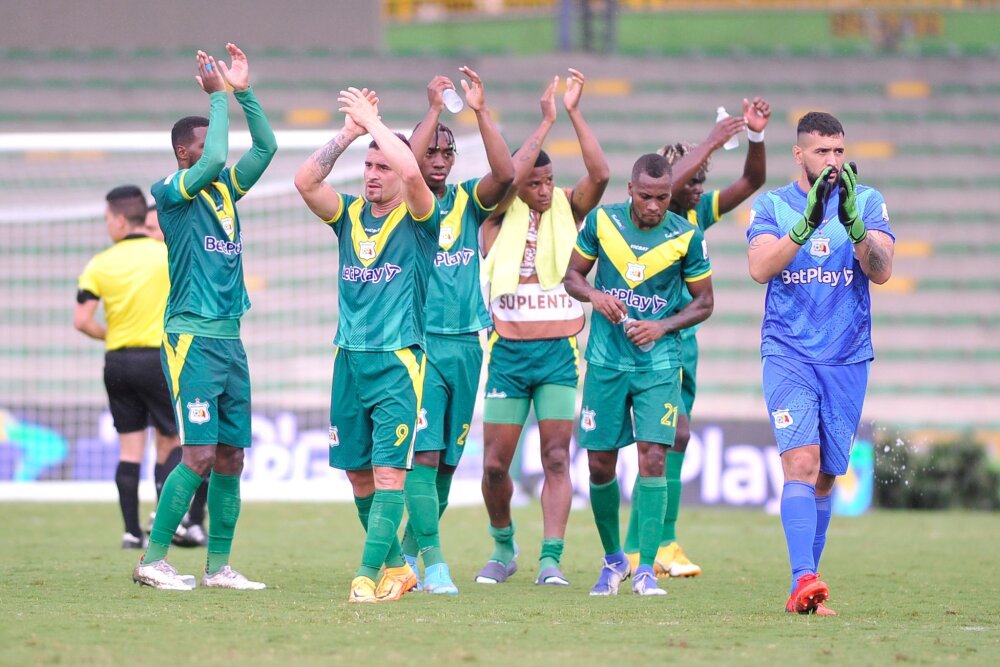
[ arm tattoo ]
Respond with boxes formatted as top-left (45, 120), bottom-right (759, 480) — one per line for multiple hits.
top-left (312, 133), bottom-right (352, 176)
top-left (749, 235), bottom-right (768, 250)
top-left (863, 238), bottom-right (890, 275)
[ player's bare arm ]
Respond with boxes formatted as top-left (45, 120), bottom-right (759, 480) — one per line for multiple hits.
top-left (340, 87), bottom-right (435, 219)
top-left (669, 115), bottom-right (744, 201)
top-left (564, 69), bottom-right (610, 223)
top-left (409, 75), bottom-right (452, 159)
top-left (627, 276), bottom-right (714, 348)
top-left (748, 232), bottom-right (802, 283)
top-left (854, 229), bottom-right (894, 284)
top-left (716, 96), bottom-right (770, 214)
top-left (294, 88), bottom-right (377, 220)
top-left (73, 298), bottom-right (106, 340)
top-left (564, 250), bottom-right (628, 323)
top-left (462, 66), bottom-right (515, 208)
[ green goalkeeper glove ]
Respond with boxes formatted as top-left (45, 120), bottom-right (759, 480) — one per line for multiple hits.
top-left (838, 161), bottom-right (867, 243)
top-left (789, 166), bottom-right (833, 245)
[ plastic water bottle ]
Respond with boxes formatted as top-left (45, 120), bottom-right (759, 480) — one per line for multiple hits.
top-left (442, 88), bottom-right (464, 114)
top-left (622, 317), bottom-right (655, 352)
top-left (716, 106), bottom-right (740, 151)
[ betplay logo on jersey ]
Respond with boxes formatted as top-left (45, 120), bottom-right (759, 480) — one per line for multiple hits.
top-left (625, 262), bottom-right (646, 282)
top-left (580, 407), bottom-right (596, 432)
top-left (771, 409), bottom-right (793, 429)
top-left (187, 399), bottom-right (210, 425)
top-left (359, 241), bottom-right (376, 261)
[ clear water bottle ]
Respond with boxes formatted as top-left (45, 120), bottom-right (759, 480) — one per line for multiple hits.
top-left (442, 88), bottom-right (464, 114)
top-left (622, 317), bottom-right (655, 352)
top-left (716, 106), bottom-right (740, 151)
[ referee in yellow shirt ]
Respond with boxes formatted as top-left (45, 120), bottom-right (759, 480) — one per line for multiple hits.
top-left (74, 185), bottom-right (183, 549)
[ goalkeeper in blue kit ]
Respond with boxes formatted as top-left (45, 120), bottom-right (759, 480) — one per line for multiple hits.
top-left (747, 112), bottom-right (894, 615)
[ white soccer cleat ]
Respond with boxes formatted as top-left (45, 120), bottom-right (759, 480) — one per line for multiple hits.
top-left (133, 559), bottom-right (196, 590)
top-left (201, 565), bottom-right (266, 590)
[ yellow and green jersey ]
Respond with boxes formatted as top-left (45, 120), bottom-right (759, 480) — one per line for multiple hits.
top-left (77, 236), bottom-right (169, 350)
top-left (152, 166), bottom-right (250, 335)
top-left (324, 194), bottom-right (441, 351)
top-left (677, 190), bottom-right (720, 338)
top-left (575, 201), bottom-right (711, 372)
top-left (426, 178), bottom-right (493, 334)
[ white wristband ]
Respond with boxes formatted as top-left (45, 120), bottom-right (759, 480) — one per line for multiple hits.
top-left (747, 129), bottom-right (765, 143)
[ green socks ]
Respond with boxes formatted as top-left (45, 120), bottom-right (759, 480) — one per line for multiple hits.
top-left (589, 477), bottom-right (622, 555)
top-left (488, 522), bottom-right (516, 565)
top-left (623, 474), bottom-right (641, 554)
top-left (539, 538), bottom-right (564, 571)
top-left (637, 476), bottom-right (668, 567)
top-left (403, 464), bottom-right (444, 566)
top-left (357, 489), bottom-right (405, 580)
top-left (436, 471), bottom-right (453, 517)
top-left (661, 450), bottom-right (685, 545)
top-left (143, 462), bottom-right (202, 564)
top-left (205, 470), bottom-right (241, 575)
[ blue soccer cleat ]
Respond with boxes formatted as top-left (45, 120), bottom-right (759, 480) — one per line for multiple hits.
top-left (404, 554), bottom-right (423, 592)
top-left (589, 551), bottom-right (631, 596)
top-left (424, 562), bottom-right (459, 595)
top-left (632, 565), bottom-right (667, 596)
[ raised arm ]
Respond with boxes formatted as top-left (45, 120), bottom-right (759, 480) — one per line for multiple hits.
top-left (218, 43), bottom-right (277, 193)
top-left (667, 115), bottom-right (744, 202)
top-left (460, 66), bottom-right (514, 208)
top-left (713, 97), bottom-right (770, 214)
top-left (294, 89), bottom-right (375, 221)
top-left (409, 75), bottom-right (451, 161)
top-left (563, 69), bottom-right (610, 223)
top-left (182, 51), bottom-right (229, 195)
top-left (339, 87), bottom-right (435, 219)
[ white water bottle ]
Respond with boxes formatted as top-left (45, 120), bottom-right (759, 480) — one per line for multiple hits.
top-left (716, 106), bottom-right (740, 151)
top-left (442, 88), bottom-right (464, 114)
top-left (622, 317), bottom-right (655, 353)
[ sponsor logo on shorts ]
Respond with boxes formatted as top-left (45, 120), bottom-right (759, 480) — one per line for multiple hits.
top-left (329, 426), bottom-right (340, 447)
top-left (580, 407), bottom-right (596, 432)
top-left (416, 408), bottom-right (428, 432)
top-left (771, 409), bottom-right (793, 430)
top-left (341, 264), bottom-right (402, 284)
top-left (809, 236), bottom-right (830, 258)
top-left (203, 234), bottom-right (243, 256)
top-left (359, 241), bottom-right (377, 260)
top-left (434, 248), bottom-right (475, 267)
top-left (187, 399), bottom-right (210, 425)
top-left (780, 267), bottom-right (854, 287)
top-left (486, 388), bottom-right (507, 398)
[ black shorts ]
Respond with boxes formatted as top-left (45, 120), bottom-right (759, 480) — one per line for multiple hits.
top-left (104, 347), bottom-right (177, 436)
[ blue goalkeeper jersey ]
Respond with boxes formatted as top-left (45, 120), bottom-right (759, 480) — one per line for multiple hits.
top-left (747, 181), bottom-right (895, 365)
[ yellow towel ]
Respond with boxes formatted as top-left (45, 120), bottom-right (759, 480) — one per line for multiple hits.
top-left (483, 188), bottom-right (577, 302)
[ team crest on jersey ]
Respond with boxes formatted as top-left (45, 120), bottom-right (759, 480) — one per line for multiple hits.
top-left (416, 408), bottom-right (428, 432)
top-left (328, 426), bottom-right (340, 447)
top-left (771, 409), bottom-right (793, 430)
top-left (809, 236), bottom-right (830, 258)
top-left (580, 407), bottom-right (597, 432)
top-left (187, 399), bottom-right (210, 425)
top-left (220, 216), bottom-right (234, 237)
top-left (625, 262), bottom-right (646, 282)
top-left (439, 225), bottom-right (455, 246)
top-left (359, 241), bottom-right (377, 260)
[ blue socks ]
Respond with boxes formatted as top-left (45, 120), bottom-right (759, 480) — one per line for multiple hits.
top-left (780, 481), bottom-right (817, 590)
top-left (813, 493), bottom-right (832, 571)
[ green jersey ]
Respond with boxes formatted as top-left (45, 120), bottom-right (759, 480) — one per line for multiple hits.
top-left (677, 189), bottom-right (720, 339)
top-left (325, 194), bottom-right (441, 351)
top-left (425, 178), bottom-right (493, 334)
top-left (152, 165), bottom-right (250, 329)
top-left (575, 201), bottom-right (712, 372)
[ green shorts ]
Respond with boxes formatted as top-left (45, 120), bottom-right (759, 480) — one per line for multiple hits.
top-left (161, 333), bottom-right (251, 447)
top-left (329, 347), bottom-right (425, 471)
top-left (484, 334), bottom-right (579, 399)
top-left (679, 330), bottom-right (698, 416)
top-left (414, 332), bottom-right (484, 467)
top-left (578, 363), bottom-right (683, 450)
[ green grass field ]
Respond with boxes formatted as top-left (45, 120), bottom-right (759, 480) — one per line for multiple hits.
top-left (3, 502), bottom-right (998, 666)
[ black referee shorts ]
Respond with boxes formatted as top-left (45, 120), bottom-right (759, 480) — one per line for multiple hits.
top-left (103, 347), bottom-right (178, 436)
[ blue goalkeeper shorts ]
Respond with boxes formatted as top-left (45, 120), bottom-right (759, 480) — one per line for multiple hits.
top-left (761, 354), bottom-right (869, 476)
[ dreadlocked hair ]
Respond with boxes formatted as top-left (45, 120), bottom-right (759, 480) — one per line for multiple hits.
top-left (657, 141), bottom-right (710, 174)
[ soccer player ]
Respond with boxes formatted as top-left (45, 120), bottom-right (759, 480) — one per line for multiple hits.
top-left (294, 87), bottom-right (439, 603)
top-left (477, 69), bottom-right (609, 586)
top-left (133, 44), bottom-right (277, 591)
top-left (400, 68), bottom-right (514, 594)
top-left (622, 96), bottom-right (771, 578)
top-left (565, 153), bottom-right (714, 596)
top-left (746, 111), bottom-right (894, 615)
top-left (75, 185), bottom-right (181, 550)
